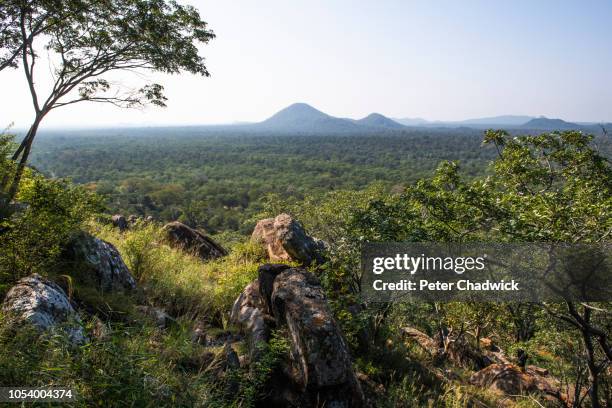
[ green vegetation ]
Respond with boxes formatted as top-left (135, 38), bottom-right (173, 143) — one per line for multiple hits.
top-left (0, 0), bottom-right (214, 205)
top-left (0, 129), bottom-right (610, 407)
top-left (30, 128), bottom-right (502, 233)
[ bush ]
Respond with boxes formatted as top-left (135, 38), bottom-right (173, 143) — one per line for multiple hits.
top-left (0, 170), bottom-right (101, 291)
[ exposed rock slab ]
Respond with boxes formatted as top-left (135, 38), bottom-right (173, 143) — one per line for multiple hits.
top-left (251, 214), bottom-right (326, 266)
top-left (265, 265), bottom-right (364, 407)
top-left (401, 327), bottom-right (440, 356)
top-left (2, 274), bottom-right (85, 344)
top-left (470, 363), bottom-right (564, 400)
top-left (66, 231), bottom-right (136, 292)
top-left (230, 280), bottom-right (273, 359)
top-left (162, 221), bottom-right (227, 261)
top-left (230, 264), bottom-right (365, 406)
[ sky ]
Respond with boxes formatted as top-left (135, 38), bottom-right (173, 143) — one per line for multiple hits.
top-left (1, 0), bottom-right (612, 129)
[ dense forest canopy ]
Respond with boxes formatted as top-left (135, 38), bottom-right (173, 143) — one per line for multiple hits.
top-left (29, 127), bottom-right (610, 234)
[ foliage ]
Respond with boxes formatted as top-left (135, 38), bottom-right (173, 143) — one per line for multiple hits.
top-left (30, 128), bottom-right (505, 233)
top-left (0, 167), bottom-right (101, 291)
top-left (0, 128), bottom-right (610, 406)
top-left (92, 222), bottom-right (264, 323)
top-left (0, 311), bottom-right (220, 407)
top-left (257, 130), bottom-right (611, 406)
top-left (0, 0), bottom-right (215, 206)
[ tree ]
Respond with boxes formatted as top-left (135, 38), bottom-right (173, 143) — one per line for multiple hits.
top-left (0, 0), bottom-right (214, 208)
top-left (325, 129), bottom-right (610, 406)
top-left (0, 0), bottom-right (79, 72)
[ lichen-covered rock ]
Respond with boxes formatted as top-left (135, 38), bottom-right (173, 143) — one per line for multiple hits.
top-left (66, 231), bottom-right (136, 292)
top-left (230, 264), bottom-right (365, 407)
top-left (251, 214), bottom-right (326, 266)
top-left (401, 327), bottom-right (440, 356)
top-left (2, 274), bottom-right (85, 344)
top-left (267, 266), bottom-right (364, 407)
top-left (230, 280), bottom-right (273, 358)
top-left (470, 363), bottom-right (563, 400)
top-left (161, 221), bottom-right (227, 261)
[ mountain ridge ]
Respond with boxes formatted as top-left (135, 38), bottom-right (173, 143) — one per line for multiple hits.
top-left (254, 103), bottom-right (601, 133)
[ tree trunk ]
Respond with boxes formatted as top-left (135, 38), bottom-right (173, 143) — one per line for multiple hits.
top-left (580, 307), bottom-right (600, 408)
top-left (2, 116), bottom-right (42, 204)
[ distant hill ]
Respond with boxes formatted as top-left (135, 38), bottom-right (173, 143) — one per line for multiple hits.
top-left (396, 115), bottom-right (534, 128)
top-left (254, 103), bottom-right (602, 133)
top-left (521, 117), bottom-right (581, 130)
top-left (459, 115), bottom-right (533, 126)
top-left (258, 103), bottom-right (361, 132)
top-left (356, 113), bottom-right (406, 129)
top-left (394, 117), bottom-right (431, 126)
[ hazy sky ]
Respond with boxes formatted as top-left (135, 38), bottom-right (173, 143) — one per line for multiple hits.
top-left (1, 0), bottom-right (611, 129)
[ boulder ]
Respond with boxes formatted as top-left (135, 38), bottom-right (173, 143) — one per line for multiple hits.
top-left (251, 214), bottom-right (326, 266)
top-left (224, 342), bottom-right (241, 370)
top-left (230, 280), bottom-right (273, 358)
top-left (111, 214), bottom-right (128, 231)
top-left (266, 266), bottom-right (364, 407)
top-left (230, 264), bottom-right (365, 407)
top-left (258, 263), bottom-right (291, 314)
top-left (2, 274), bottom-right (85, 344)
top-left (66, 231), bottom-right (136, 292)
top-left (401, 327), bottom-right (440, 356)
top-left (470, 363), bottom-right (563, 399)
top-left (161, 221), bottom-right (227, 261)
top-left (402, 326), bottom-right (493, 370)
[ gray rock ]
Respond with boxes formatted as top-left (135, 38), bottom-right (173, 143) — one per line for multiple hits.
top-left (66, 231), bottom-right (136, 292)
top-left (230, 280), bottom-right (273, 361)
top-left (162, 221), bottom-right (227, 261)
top-left (270, 269), bottom-right (361, 396)
top-left (252, 214), bottom-right (326, 266)
top-left (2, 274), bottom-right (85, 344)
top-left (230, 280), bottom-right (273, 358)
top-left (111, 214), bottom-right (128, 231)
top-left (230, 264), bottom-right (365, 406)
top-left (258, 264), bottom-right (290, 314)
top-left (224, 342), bottom-right (241, 370)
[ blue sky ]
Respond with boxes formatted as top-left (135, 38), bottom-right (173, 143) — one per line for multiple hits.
top-left (1, 0), bottom-right (611, 128)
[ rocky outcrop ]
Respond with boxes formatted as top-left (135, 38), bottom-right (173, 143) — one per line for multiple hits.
top-left (66, 231), bottom-right (136, 292)
top-left (402, 327), bottom-right (493, 370)
top-left (401, 327), bottom-right (440, 356)
top-left (270, 267), bottom-right (363, 406)
top-left (251, 214), bottom-right (326, 266)
top-left (230, 280), bottom-right (272, 359)
top-left (2, 274), bottom-right (85, 344)
top-left (161, 221), bottom-right (227, 261)
top-left (231, 263), bottom-right (364, 407)
top-left (470, 363), bottom-right (564, 401)
top-left (111, 214), bottom-right (128, 231)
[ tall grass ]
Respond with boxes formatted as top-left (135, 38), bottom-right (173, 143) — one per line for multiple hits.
top-left (91, 222), bottom-right (266, 323)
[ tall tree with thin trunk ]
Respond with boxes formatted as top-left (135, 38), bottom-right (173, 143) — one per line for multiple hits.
top-left (0, 0), bottom-right (214, 208)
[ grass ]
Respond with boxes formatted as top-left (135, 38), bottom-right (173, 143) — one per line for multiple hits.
top-left (90, 221), bottom-right (266, 324)
top-left (0, 221), bottom-right (568, 407)
top-left (0, 221), bottom-right (275, 407)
